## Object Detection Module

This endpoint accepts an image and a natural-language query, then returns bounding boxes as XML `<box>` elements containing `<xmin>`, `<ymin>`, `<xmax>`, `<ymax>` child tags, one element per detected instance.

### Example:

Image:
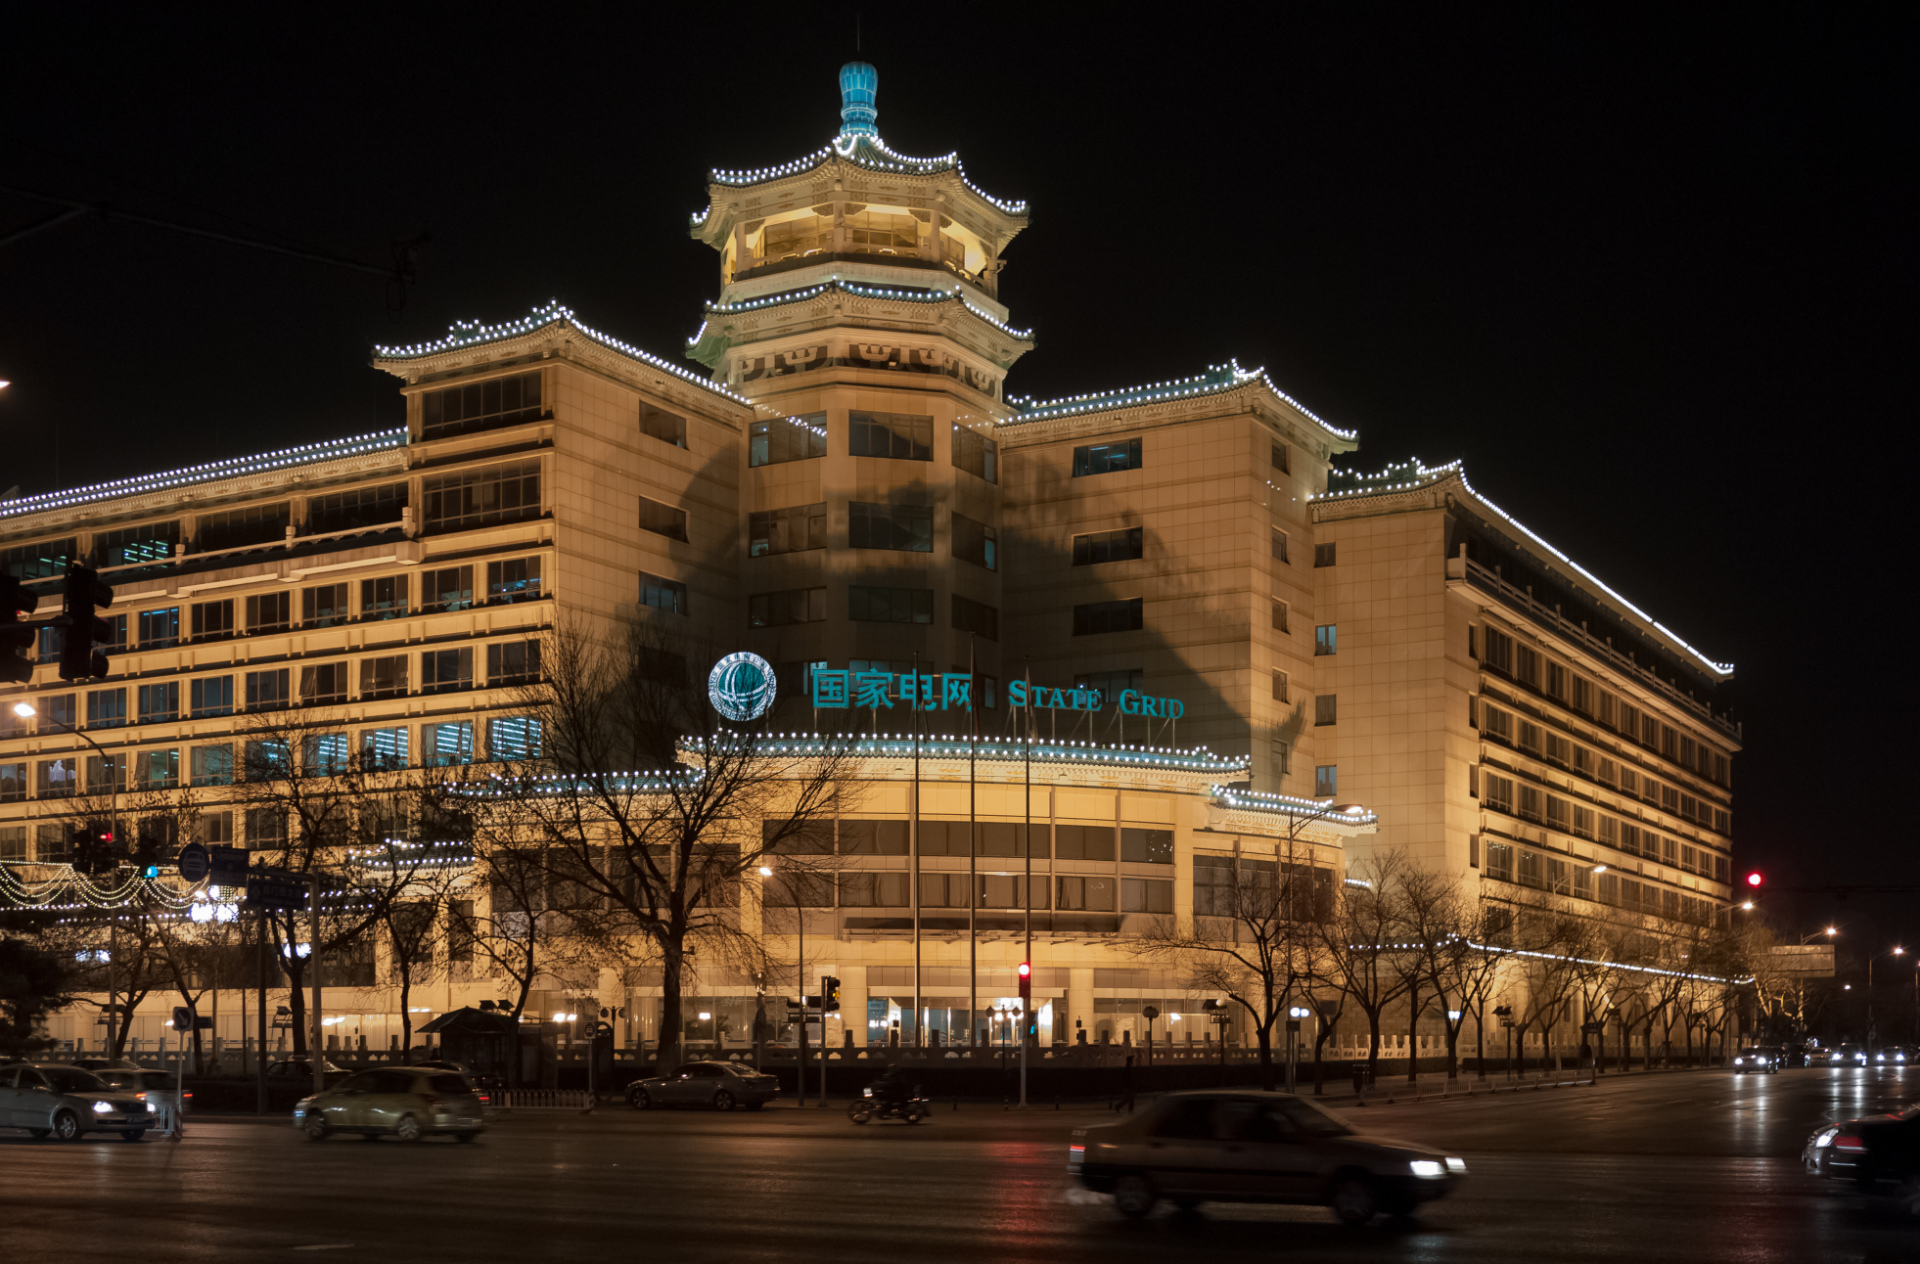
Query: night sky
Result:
<box><xmin>2</xmin><ymin>8</ymin><xmax>1912</xmax><ymax>954</ymax></box>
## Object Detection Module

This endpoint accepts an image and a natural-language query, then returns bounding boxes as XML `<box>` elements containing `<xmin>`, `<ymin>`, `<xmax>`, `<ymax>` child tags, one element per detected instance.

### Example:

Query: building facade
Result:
<box><xmin>0</xmin><ymin>64</ymin><xmax>1735</xmax><ymax>1061</ymax></box>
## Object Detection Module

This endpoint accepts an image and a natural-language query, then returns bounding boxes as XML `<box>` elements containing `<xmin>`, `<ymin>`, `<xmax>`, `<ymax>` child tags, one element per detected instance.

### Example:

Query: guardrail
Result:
<box><xmin>494</xmin><ymin>1089</ymin><xmax>598</xmax><ymax>1111</ymax></box>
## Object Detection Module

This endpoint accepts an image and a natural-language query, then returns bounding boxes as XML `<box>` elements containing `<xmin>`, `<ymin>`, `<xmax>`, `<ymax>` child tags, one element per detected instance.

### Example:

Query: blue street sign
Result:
<box><xmin>176</xmin><ymin>842</ymin><xmax>209</xmax><ymax>883</ymax></box>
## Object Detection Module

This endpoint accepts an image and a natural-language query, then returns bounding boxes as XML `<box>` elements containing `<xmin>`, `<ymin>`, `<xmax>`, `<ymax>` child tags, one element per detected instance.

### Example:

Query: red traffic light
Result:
<box><xmin>1745</xmin><ymin>872</ymin><xmax>1763</xmax><ymax>888</ymax></box>
<box><xmin>1017</xmin><ymin>962</ymin><xmax>1031</xmax><ymax>978</ymax></box>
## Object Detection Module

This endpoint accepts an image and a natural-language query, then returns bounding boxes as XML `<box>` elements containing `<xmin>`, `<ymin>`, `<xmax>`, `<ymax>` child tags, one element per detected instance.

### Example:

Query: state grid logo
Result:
<box><xmin>707</xmin><ymin>652</ymin><xmax>778</xmax><ymax>722</ymax></box>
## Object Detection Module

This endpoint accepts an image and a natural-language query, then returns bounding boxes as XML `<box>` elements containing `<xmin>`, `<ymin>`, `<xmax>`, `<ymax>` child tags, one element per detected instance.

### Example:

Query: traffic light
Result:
<box><xmin>1746</xmin><ymin>872</ymin><xmax>1763</xmax><ymax>889</ymax></box>
<box><xmin>57</xmin><ymin>564</ymin><xmax>113</xmax><ymax>682</ymax></box>
<box><xmin>1017</xmin><ymin>961</ymin><xmax>1032</xmax><ymax>1007</ymax></box>
<box><xmin>821</xmin><ymin>976</ymin><xmax>841</xmax><ymax>1014</ymax></box>
<box><xmin>0</xmin><ymin>574</ymin><xmax>36</xmax><ymax>685</ymax></box>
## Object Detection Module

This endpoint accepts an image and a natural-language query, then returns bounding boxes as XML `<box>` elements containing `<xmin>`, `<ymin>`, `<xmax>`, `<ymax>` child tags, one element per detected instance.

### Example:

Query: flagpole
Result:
<box><xmin>1021</xmin><ymin>661</ymin><xmax>1032</xmax><ymax>1109</ymax></box>
<box><xmin>968</xmin><ymin>636</ymin><xmax>977</xmax><ymax>1051</ymax></box>
<box><xmin>910</xmin><ymin>651</ymin><xmax>921</xmax><ymax>1048</ymax></box>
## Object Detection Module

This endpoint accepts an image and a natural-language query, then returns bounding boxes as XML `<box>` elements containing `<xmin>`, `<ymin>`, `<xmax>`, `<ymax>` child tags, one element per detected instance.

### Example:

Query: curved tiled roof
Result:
<box><xmin>1004</xmin><ymin>359</ymin><xmax>1355</xmax><ymax>440</ymax></box>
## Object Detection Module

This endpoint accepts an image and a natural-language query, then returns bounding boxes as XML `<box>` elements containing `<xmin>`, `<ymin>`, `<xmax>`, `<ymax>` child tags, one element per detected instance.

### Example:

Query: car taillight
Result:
<box><xmin>478</xmin><ymin>1093</ymin><xmax>492</xmax><ymax>1105</ymax></box>
<box><xmin>1833</xmin><ymin>1134</ymin><xmax>1866</xmax><ymax>1152</ymax></box>
<box><xmin>1069</xmin><ymin>1145</ymin><xmax>1085</xmax><ymax>1163</ymax></box>
<box><xmin>183</xmin><ymin>1092</ymin><xmax>193</xmax><ymax>1101</ymax></box>
<box><xmin>135</xmin><ymin>1092</ymin><xmax>147</xmax><ymax>1101</ymax></box>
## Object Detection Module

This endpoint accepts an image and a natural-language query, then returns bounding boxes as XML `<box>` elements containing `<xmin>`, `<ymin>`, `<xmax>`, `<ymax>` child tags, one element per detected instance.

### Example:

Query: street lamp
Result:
<box><xmin>758</xmin><ymin>862</ymin><xmax>826</xmax><ymax>1106</ymax></box>
<box><xmin>1869</xmin><ymin>947</ymin><xmax>1906</xmax><ymax>1053</ymax></box>
<box><xmin>13</xmin><ymin>700</ymin><xmax>121</xmax><ymax>870</ymax></box>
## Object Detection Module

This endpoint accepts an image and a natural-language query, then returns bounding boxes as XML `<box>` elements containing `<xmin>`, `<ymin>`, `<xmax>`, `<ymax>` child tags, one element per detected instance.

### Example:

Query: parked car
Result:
<box><xmin>1070</xmin><ymin>1090</ymin><xmax>1465</xmax><ymax>1224</ymax></box>
<box><xmin>1804</xmin><ymin>1105</ymin><xmax>1920</xmax><ymax>1215</ymax></box>
<box><xmin>0</xmin><ymin>1063</ymin><xmax>157</xmax><ymax>1142</ymax></box>
<box><xmin>408</xmin><ymin>1059</ymin><xmax>502</xmax><ymax>1105</ymax></box>
<box><xmin>295</xmin><ymin>1067</ymin><xmax>487</xmax><ymax>1143</ymax></box>
<box><xmin>626</xmin><ymin>1061</ymin><xmax>778</xmax><ymax>1112</ymax></box>
<box><xmin>1734</xmin><ymin>1046</ymin><xmax>1782</xmax><ymax>1074</ymax></box>
<box><xmin>267</xmin><ymin>1058</ymin><xmax>350</xmax><ymax>1085</ymax></box>
<box><xmin>73</xmin><ymin>1058</ymin><xmax>143</xmax><ymax>1073</ymax></box>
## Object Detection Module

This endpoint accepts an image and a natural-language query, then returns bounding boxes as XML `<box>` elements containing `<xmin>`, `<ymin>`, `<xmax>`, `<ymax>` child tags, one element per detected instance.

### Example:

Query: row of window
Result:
<box><xmin>762</xmin><ymin>818</ymin><xmax>1175</xmax><ymax>863</ymax></box>
<box><xmin>1479</xmin><ymin>702</ymin><xmax>1730</xmax><ymax>834</ymax></box>
<box><xmin>1192</xmin><ymin>854</ymin><xmax>1335</xmax><ymax>921</ymax></box>
<box><xmin>1482</xmin><ymin>841</ymin><xmax>1720</xmax><ymax>921</ymax></box>
<box><xmin>1479</xmin><ymin>770</ymin><xmax>1729</xmax><ymax>876</ymax></box>
<box><xmin>2</xmin><ymin>642</ymin><xmax>541</xmax><ymax>741</ymax></box>
<box><xmin>766</xmin><ymin>871</ymin><xmax>1170</xmax><ymax>913</ymax></box>
<box><xmin>2</xmin><ymin>465</ymin><xmax>542</xmax><ymax>583</ymax></box>
<box><xmin>742</xmin><ymin>412</ymin><xmax>1000</xmax><ymax>484</ymax></box>
<box><xmin>1479</xmin><ymin>624</ymin><xmax>1730</xmax><ymax>787</ymax></box>
<box><xmin>0</xmin><ymin>715</ymin><xmax>541</xmax><ymax>804</ymax></box>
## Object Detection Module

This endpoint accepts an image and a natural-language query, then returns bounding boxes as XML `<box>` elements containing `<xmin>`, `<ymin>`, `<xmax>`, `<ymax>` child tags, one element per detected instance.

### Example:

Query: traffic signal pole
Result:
<box><xmin>310</xmin><ymin>874</ymin><xmax>324</xmax><ymax>1100</ymax></box>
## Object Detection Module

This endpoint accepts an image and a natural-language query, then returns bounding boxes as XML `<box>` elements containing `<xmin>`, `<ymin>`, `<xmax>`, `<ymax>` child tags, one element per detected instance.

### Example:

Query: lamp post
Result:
<box><xmin>1868</xmin><ymin>947</ymin><xmax>1906</xmax><ymax>1054</ymax></box>
<box><xmin>758</xmin><ymin>863</ymin><xmax>822</xmax><ymax>1107</ymax></box>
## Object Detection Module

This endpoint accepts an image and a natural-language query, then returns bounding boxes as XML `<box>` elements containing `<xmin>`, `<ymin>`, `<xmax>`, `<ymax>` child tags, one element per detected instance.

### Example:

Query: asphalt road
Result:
<box><xmin>3</xmin><ymin>1067</ymin><xmax>1916</xmax><ymax>1263</ymax></box>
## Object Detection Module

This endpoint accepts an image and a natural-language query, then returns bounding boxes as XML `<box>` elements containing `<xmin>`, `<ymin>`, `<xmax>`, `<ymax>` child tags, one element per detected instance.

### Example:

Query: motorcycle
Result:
<box><xmin>848</xmin><ymin>1086</ymin><xmax>930</xmax><ymax>1124</ymax></box>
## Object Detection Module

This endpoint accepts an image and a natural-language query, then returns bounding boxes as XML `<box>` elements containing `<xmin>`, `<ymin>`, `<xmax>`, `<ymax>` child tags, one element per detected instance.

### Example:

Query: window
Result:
<box><xmin>1072</xmin><ymin>437</ymin><xmax>1141</xmax><ymax>477</ymax></box>
<box><xmin>190</xmin><ymin>744</ymin><xmax>233</xmax><ymax>787</ymax></box>
<box><xmin>36</xmin><ymin>623</ymin><xmax>63</xmax><ymax>663</ymax></box>
<box><xmin>750</xmin><ymin>587</ymin><xmax>826</xmax><ymax>627</ymax></box>
<box><xmin>246</xmin><ymin>592</ymin><xmax>291</xmax><ymax>633</ymax></box>
<box><xmin>1483</xmin><ymin>773</ymin><xmax>1514</xmax><ymax>813</ymax></box>
<box><xmin>487</xmin><ymin>640</ymin><xmax>541</xmax><ymax>685</ymax></box>
<box><xmin>37</xmin><ymin>824</ymin><xmax>72</xmax><ymax>864</ymax></box>
<box><xmin>1514</xmin><ymin>644</ymin><xmax>1540</xmax><ymax>688</ymax></box>
<box><xmin>1054</xmin><ymin>824</ymin><xmax>1116</xmax><ymax>861</ymax></box>
<box><xmin>245</xmin><ymin>808</ymin><xmax>288</xmax><ymax>848</ymax></box>
<box><xmin>952</xmin><ymin>425</ymin><xmax>998</xmax><ymax>482</ymax></box>
<box><xmin>422</xmin><ymin>722</ymin><xmax>473</xmax><ymax>766</ymax></box>
<box><xmin>1120</xmin><ymin>828</ymin><xmax>1173</xmax><ymax>865</ymax></box>
<box><xmin>362</xmin><ymin>575</ymin><xmax>408</xmax><ymax>618</ymax></box>
<box><xmin>423</xmin><ymin>461</ymin><xmax>541</xmax><ymax>532</ymax></box>
<box><xmin>1192</xmin><ymin>854</ymin><xmax>1235</xmax><ymax>917</ymax></box>
<box><xmin>182</xmin><ymin>676</ymin><xmax>232</xmax><ymax>718</ymax></box>
<box><xmin>197</xmin><ymin>811</ymin><xmax>234</xmax><ymax>845</ymax></box>
<box><xmin>43</xmin><ymin>694</ymin><xmax>76</xmax><ymax>730</ymax></box>
<box><xmin>3</xmin><ymin>536</ymin><xmax>74</xmax><ymax>580</ymax></box>
<box><xmin>1120</xmin><ymin>877</ymin><xmax>1173</xmax><ymax>914</ymax></box>
<box><xmin>1546</xmin><ymin>662</ymin><xmax>1569</xmax><ymax>701</ymax></box>
<box><xmin>415</xmin><ymin>566</ymin><xmax>472</xmax><ymax>614</ymax></box>
<box><xmin>1271</xmin><ymin>670</ymin><xmax>1289</xmax><ymax>702</ymax></box>
<box><xmin>951</xmin><ymin>594</ymin><xmax>998</xmax><ymax>641</ymax></box>
<box><xmin>87</xmin><ymin>688</ymin><xmax>127</xmax><ymax>728</ymax></box>
<box><xmin>848</xmin><ymin>585</ymin><xmax>932</xmax><ymax>625</ymax></box>
<box><xmin>488</xmin><ymin>716</ymin><xmax>542</xmax><ymax>761</ymax></box>
<box><xmin>303</xmin><ymin>733</ymin><xmax>349</xmax><ymax>776</ymax></box>
<box><xmin>308</xmin><ymin>483</ymin><xmax>406</xmax><ymax>534</ymax></box>
<box><xmin>1072</xmin><ymin>526</ymin><xmax>1142</xmax><ymax>566</ymax></box>
<box><xmin>301</xmin><ymin>583</ymin><xmax>351</xmax><ymax>626</ymax></box>
<box><xmin>1485</xmin><ymin>841</ymin><xmax>1513</xmax><ymax>881</ymax></box>
<box><xmin>94</xmin><ymin>520</ymin><xmax>180</xmax><ymax>567</ymax></box>
<box><xmin>1518</xmin><ymin>721</ymin><xmax>1543</xmax><ymax>754</ymax></box>
<box><xmin>243</xmin><ymin>738</ymin><xmax>290</xmax><ymax>780</ymax></box>
<box><xmin>1314</xmin><ymin>765</ymin><xmax>1337</xmax><ymax>797</ymax></box>
<box><xmin>952</xmin><ymin>513</ymin><xmax>998</xmax><ymax>571</ymax></box>
<box><xmin>1313</xmin><ymin>542</ymin><xmax>1336</xmax><ymax>568</ymax></box>
<box><xmin>362</xmin><ymin>728</ymin><xmax>409</xmax><ymax>771</ymax></box>
<box><xmin>1075</xmin><ymin>669</ymin><xmax>1143</xmax><ymax>707</ymax></box>
<box><xmin>138</xmin><ymin>682</ymin><xmax>178</xmax><ymax>722</ymax></box>
<box><xmin>0</xmin><ymin>764</ymin><xmax>24</xmax><ymax>803</ymax></box>
<box><xmin>100</xmin><ymin>615</ymin><xmax>127</xmax><ymax>651</ymax></box>
<box><xmin>421</xmin><ymin>648</ymin><xmax>473</xmax><ymax>693</ymax></box>
<box><xmin>37</xmin><ymin>758</ymin><xmax>76</xmax><ymax>798</ymax></box>
<box><xmin>1517</xmin><ymin>851</ymin><xmax>1543</xmax><ymax>889</ymax></box>
<box><xmin>838</xmin><ymin>872</ymin><xmax>912</xmax><ymax>908</ymax></box>
<box><xmin>1073</xmin><ymin>598</ymin><xmax>1143</xmax><ymax>636</ymax></box>
<box><xmin>977</xmin><ymin>874</ymin><xmax>1047</xmax><ymax>910</ymax></box>
<box><xmin>359</xmin><ymin>656</ymin><xmax>408</xmax><ymax>700</ymax></box>
<box><xmin>749</xmin><ymin>413</ymin><xmax>827</xmax><ymax>466</ymax></box>
<box><xmin>1270</xmin><ymin>599</ymin><xmax>1290</xmax><ymax>633</ymax></box>
<box><xmin>637</xmin><ymin>496</ymin><xmax>689</xmax><ymax>542</ymax></box>
<box><xmin>1057</xmin><ymin>874</ymin><xmax>1117</xmax><ymax>912</ymax></box>
<box><xmin>1545</xmin><ymin>795</ymin><xmax>1570</xmax><ymax>831</ymax></box>
<box><xmin>749</xmin><ymin>503</ymin><xmax>827</xmax><ymax>556</ymax></box>
<box><xmin>301</xmin><ymin>662</ymin><xmax>348</xmax><ymax>705</ymax></box>
<box><xmin>639</xmin><ymin>572</ymin><xmax>690</xmax><ymax>615</ymax></box>
<box><xmin>1483</xmin><ymin>706</ymin><xmax>1512</xmax><ymax>742</ymax></box>
<box><xmin>1546</xmin><ymin>733</ymin><xmax>1571</xmax><ymax>764</ymax></box>
<box><xmin>87</xmin><ymin>753</ymin><xmax>125</xmax><ymax>793</ymax></box>
<box><xmin>847</xmin><ymin>501</ymin><xmax>933</xmax><ymax>552</ymax></box>
<box><xmin>1483</xmin><ymin>626</ymin><xmax>1512</xmax><ymax>674</ymax></box>
<box><xmin>487</xmin><ymin>557</ymin><xmax>542</xmax><ymax>604</ymax></box>
<box><xmin>1271</xmin><ymin>442</ymin><xmax>1290</xmax><ymax>474</ymax></box>
<box><xmin>1573</xmin><ymin>805</ymin><xmax>1595</xmax><ymax>839</ymax></box>
<box><xmin>849</xmin><ymin>411</ymin><xmax>932</xmax><ymax>460</ymax></box>
<box><xmin>421</xmin><ymin>371</ymin><xmax>542</xmax><ymax>438</ymax></box>
<box><xmin>1271</xmin><ymin>528</ymin><xmax>1289</xmax><ymax>563</ymax></box>
<box><xmin>1314</xmin><ymin>624</ymin><xmax>1337</xmax><ymax>656</ymax></box>
<box><xmin>638</xmin><ymin>401</ymin><xmax>687</xmax><ymax>448</ymax></box>
<box><xmin>139</xmin><ymin>607</ymin><xmax>180</xmax><ymax>647</ymax></box>
<box><xmin>196</xmin><ymin>503</ymin><xmax>289</xmax><ymax>552</ymax></box>
<box><xmin>1315</xmin><ymin>694</ymin><xmax>1337</xmax><ymax>726</ymax></box>
<box><xmin>244</xmin><ymin>669</ymin><xmax>289</xmax><ymax>711</ymax></box>
<box><xmin>0</xmin><ymin>825</ymin><xmax>24</xmax><ymax>858</ymax></box>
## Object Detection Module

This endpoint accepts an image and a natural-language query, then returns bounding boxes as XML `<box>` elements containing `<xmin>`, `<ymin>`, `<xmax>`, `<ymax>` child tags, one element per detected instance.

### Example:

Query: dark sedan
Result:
<box><xmin>626</xmin><ymin>1061</ymin><xmax>778</xmax><ymax>1112</ymax></box>
<box><xmin>1804</xmin><ymin>1105</ymin><xmax>1920</xmax><ymax>1215</ymax></box>
<box><xmin>1070</xmin><ymin>1090</ymin><xmax>1465</xmax><ymax>1224</ymax></box>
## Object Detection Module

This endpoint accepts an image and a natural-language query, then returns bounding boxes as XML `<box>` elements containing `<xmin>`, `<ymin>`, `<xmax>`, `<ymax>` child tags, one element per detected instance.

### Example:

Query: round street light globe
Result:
<box><xmin>12</xmin><ymin>702</ymin><xmax>34</xmax><ymax>718</ymax></box>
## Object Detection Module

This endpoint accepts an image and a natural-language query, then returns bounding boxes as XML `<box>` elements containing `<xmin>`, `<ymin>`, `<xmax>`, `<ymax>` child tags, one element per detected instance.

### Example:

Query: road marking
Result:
<box><xmin>291</xmin><ymin>1245</ymin><xmax>356</xmax><ymax>1252</ymax></box>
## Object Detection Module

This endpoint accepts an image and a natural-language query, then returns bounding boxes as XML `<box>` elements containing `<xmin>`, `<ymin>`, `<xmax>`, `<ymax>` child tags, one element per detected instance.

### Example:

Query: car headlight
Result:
<box><xmin>1814</xmin><ymin>1129</ymin><xmax>1837</xmax><ymax>1148</ymax></box>
<box><xmin>1735</xmin><ymin>1057</ymin><xmax>1744</xmax><ymax>1065</ymax></box>
<box><xmin>863</xmin><ymin>1087</ymin><xmax>873</xmax><ymax>1098</ymax></box>
<box><xmin>92</xmin><ymin>1101</ymin><xmax>113</xmax><ymax>1114</ymax></box>
<box><xmin>1409</xmin><ymin>1160</ymin><xmax>1445</xmax><ymax>1179</ymax></box>
<box><xmin>1444</xmin><ymin>1157</ymin><xmax>1467</xmax><ymax>1174</ymax></box>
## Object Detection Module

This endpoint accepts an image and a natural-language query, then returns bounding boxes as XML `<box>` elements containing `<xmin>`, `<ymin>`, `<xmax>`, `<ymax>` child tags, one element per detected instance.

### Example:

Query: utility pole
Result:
<box><xmin>967</xmin><ymin>636</ymin><xmax>977</xmax><ymax>1052</ymax></box>
<box><xmin>256</xmin><ymin>910</ymin><xmax>269</xmax><ymax>1113</ymax></box>
<box><xmin>910</xmin><ymin>652</ymin><xmax>920</xmax><ymax>1048</ymax></box>
<box><xmin>1020</xmin><ymin>663</ymin><xmax>1032</xmax><ymax>1110</ymax></box>
<box><xmin>309</xmin><ymin>874</ymin><xmax>324</xmax><ymax>1100</ymax></box>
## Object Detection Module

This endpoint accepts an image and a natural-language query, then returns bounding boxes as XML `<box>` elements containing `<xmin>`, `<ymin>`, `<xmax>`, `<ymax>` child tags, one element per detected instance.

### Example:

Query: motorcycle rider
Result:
<box><xmin>868</xmin><ymin>1066</ymin><xmax>914</xmax><ymax>1114</ymax></box>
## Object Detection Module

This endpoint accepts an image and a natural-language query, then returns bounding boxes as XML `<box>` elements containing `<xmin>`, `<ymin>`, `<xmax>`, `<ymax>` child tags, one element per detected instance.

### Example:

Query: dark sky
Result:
<box><xmin>2</xmin><ymin>7</ymin><xmax>1912</xmax><ymax>953</ymax></box>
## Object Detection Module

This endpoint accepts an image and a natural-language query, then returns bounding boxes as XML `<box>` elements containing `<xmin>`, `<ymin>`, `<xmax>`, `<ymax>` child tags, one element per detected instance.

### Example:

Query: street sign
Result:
<box><xmin>1581</xmin><ymin>1021</ymin><xmax>1604</xmax><ymax>1035</ymax></box>
<box><xmin>593</xmin><ymin>1022</ymin><xmax>614</xmax><ymax>1039</ymax></box>
<box><xmin>176</xmin><ymin>842</ymin><xmax>209</xmax><ymax>883</ymax></box>
<box><xmin>172</xmin><ymin>1007</ymin><xmax>193</xmax><ymax>1030</ymax></box>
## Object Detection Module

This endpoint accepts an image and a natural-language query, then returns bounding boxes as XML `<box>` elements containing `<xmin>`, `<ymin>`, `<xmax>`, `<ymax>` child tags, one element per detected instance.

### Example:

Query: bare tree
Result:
<box><xmin>1501</xmin><ymin>900</ymin><xmax>1592</xmax><ymax>1074</ymax></box>
<box><xmin>482</xmin><ymin>620</ymin><xmax>859</xmax><ymax>1074</ymax></box>
<box><xmin>1130</xmin><ymin>836</ymin><xmax>1331</xmax><ymax>1090</ymax></box>
<box><xmin>1316</xmin><ymin>849</ymin><xmax>1415</xmax><ymax>1082</ymax></box>
<box><xmin>1399</xmin><ymin>872</ymin><xmax>1505</xmax><ymax>1081</ymax></box>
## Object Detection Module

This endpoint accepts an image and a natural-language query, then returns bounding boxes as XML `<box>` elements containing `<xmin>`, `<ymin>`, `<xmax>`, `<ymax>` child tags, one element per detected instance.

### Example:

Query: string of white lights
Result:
<box><xmin>1006</xmin><ymin>359</ymin><xmax>1354</xmax><ymax>439</ymax></box>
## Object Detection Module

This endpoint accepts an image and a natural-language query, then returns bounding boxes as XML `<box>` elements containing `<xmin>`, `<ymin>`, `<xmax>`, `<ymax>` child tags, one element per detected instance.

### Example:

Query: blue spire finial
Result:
<box><xmin>839</xmin><ymin>61</ymin><xmax>878</xmax><ymax>137</ymax></box>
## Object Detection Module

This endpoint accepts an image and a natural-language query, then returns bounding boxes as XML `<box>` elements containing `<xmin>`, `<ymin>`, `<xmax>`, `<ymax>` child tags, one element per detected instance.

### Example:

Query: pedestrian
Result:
<box><xmin>1115</xmin><ymin>1053</ymin><xmax>1135</xmax><ymax>1114</ymax></box>
<box><xmin>1579</xmin><ymin>1040</ymin><xmax>1593</xmax><ymax>1073</ymax></box>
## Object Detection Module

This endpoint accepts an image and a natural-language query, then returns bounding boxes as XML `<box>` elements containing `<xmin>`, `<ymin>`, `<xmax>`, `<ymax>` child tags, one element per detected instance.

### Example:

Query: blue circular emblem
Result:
<box><xmin>708</xmin><ymin>652</ymin><xmax>778</xmax><ymax>721</ymax></box>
